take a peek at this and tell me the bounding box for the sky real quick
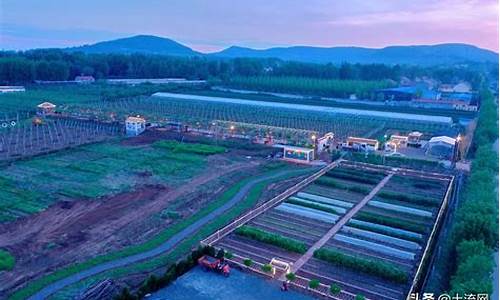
[1,0,498,52]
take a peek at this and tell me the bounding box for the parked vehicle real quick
[198,255,230,276]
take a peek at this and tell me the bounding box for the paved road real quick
[288,173,393,274]
[27,170,297,300]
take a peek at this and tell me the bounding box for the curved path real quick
[28,170,298,300]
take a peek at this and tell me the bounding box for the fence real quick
[406,175,455,299]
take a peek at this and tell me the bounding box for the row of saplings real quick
[113,245,224,300]
[235,226,371,299]
[242,258,366,300]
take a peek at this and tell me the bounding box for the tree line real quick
[448,88,498,296]
[0,49,487,87]
[222,76,393,98]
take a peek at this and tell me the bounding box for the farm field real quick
[0,84,182,114]
[63,92,459,143]
[0,137,209,222]
[212,162,453,300]
[0,129,310,298]
[0,118,121,161]
[201,87,476,120]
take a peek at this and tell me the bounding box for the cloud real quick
[0,0,498,51]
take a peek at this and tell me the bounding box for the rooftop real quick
[37,102,56,108]
[347,137,379,144]
[428,136,456,145]
[126,116,146,123]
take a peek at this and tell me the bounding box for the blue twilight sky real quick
[0,0,498,52]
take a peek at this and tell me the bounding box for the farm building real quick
[316,132,334,153]
[439,82,471,93]
[407,131,423,147]
[385,135,408,152]
[344,137,379,152]
[75,75,95,84]
[425,136,456,160]
[375,87,416,101]
[282,145,315,164]
[125,116,146,136]
[37,102,56,116]
[0,86,25,93]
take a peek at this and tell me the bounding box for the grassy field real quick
[0,249,15,271]
[0,140,216,222]
[11,166,312,300]
[0,84,182,114]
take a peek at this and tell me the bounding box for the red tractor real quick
[198,255,230,277]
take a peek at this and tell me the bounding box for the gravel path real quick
[27,170,295,300]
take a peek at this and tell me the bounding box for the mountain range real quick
[67,35,498,65]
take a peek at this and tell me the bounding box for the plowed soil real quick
[0,139,259,297]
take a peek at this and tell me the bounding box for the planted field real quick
[297,165,451,300]
[0,84,177,114]
[0,118,121,161]
[213,164,389,299]
[64,93,454,142]
[210,162,451,300]
[0,140,214,222]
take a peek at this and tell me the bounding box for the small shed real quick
[385,135,408,152]
[125,116,146,136]
[37,102,56,116]
[317,132,334,153]
[389,135,408,147]
[407,131,423,147]
[282,145,315,164]
[426,136,456,160]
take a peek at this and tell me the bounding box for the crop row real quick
[234,225,308,254]
[376,191,440,208]
[325,170,380,185]
[285,198,340,214]
[315,177,370,194]
[354,211,427,234]
[314,248,408,284]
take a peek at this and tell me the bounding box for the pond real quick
[148,266,317,300]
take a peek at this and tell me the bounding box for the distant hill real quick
[67,35,201,56]
[213,44,498,65]
[66,35,498,65]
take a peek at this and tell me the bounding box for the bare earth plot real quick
[0,130,287,298]
[210,162,453,300]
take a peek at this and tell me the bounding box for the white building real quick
[453,82,472,93]
[282,145,315,164]
[425,136,456,160]
[36,102,56,116]
[125,116,146,136]
[344,137,379,152]
[316,132,334,153]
